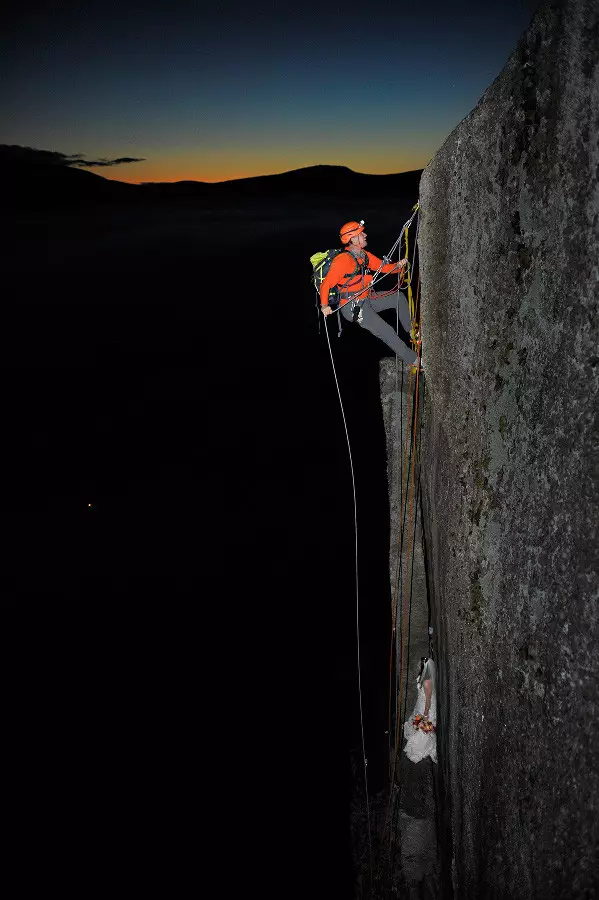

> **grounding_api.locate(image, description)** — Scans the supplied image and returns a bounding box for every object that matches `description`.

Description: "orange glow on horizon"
[98,151,433,185]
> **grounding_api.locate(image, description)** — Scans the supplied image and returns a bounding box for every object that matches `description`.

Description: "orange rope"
[387,267,419,759]
[385,226,423,872]
[394,369,418,781]
[388,366,412,770]
[388,273,423,798]
[398,279,423,756]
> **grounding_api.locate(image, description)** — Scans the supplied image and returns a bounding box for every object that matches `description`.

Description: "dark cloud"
[70,156,145,167]
[0,144,144,167]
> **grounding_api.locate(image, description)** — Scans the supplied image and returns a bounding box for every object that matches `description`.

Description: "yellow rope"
[385,221,422,866]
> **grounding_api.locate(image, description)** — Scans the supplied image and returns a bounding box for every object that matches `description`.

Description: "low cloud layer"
[0,145,145,167]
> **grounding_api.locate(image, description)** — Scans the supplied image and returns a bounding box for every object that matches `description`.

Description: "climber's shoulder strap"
[310,248,370,324]
[310,248,368,284]
[341,250,371,280]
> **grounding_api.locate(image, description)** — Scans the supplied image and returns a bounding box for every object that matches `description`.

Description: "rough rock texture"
[417,1,599,897]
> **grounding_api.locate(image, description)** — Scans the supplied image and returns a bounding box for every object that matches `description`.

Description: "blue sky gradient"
[1,0,541,182]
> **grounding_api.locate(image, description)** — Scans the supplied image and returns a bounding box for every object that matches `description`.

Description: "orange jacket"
[319,250,400,307]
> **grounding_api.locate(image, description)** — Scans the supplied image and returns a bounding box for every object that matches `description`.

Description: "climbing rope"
[322,315,374,886]
[313,205,419,341]
[385,256,423,871]
[367,202,420,288]
[346,201,420,309]
[387,372,425,888]
[318,205,422,894]
[392,365,419,783]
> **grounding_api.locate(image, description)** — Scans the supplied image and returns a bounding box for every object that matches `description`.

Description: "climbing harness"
[310,248,371,309]
[310,248,375,336]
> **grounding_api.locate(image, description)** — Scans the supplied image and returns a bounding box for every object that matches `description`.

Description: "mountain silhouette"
[2,144,422,209]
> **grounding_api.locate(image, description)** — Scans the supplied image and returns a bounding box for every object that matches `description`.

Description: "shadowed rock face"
[417,0,599,897]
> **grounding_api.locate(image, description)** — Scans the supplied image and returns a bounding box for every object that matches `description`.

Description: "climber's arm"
[366,252,408,275]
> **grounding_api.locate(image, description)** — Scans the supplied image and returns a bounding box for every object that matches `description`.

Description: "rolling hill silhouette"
[137,164,423,203]
[2,143,422,209]
[3,144,423,286]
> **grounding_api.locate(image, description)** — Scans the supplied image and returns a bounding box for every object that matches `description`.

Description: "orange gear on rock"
[340,220,365,244]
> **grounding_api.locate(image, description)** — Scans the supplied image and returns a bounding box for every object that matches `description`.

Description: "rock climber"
[320,220,419,366]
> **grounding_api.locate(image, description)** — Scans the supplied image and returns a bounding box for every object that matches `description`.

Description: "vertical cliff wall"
[417,0,599,897]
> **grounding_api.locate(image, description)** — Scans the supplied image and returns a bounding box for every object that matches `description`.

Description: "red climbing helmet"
[340,219,365,244]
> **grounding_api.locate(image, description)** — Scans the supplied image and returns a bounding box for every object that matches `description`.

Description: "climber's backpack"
[310,248,369,317]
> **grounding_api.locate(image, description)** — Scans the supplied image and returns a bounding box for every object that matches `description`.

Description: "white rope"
[316,206,420,321]
[367,205,420,288]
[323,314,373,883]
[311,206,420,891]
[411,208,420,278]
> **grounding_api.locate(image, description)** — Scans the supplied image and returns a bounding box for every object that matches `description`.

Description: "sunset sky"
[2,0,540,183]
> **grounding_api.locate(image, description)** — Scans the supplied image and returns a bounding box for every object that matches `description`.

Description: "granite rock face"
[417,1,599,897]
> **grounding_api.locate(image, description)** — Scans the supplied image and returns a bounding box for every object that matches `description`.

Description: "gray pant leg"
[369,290,412,334]
[340,292,409,325]
[341,291,416,363]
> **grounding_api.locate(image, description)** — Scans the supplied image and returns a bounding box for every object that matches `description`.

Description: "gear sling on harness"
[310,249,371,336]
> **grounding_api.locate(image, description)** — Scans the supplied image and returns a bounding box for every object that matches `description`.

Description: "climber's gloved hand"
[321,305,334,317]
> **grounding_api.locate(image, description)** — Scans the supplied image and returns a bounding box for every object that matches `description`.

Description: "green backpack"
[310,248,366,316]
